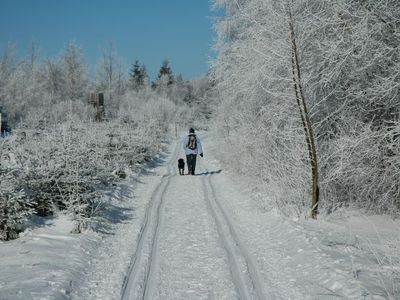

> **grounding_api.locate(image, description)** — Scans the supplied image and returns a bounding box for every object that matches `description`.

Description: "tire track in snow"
[200,165,268,300]
[121,143,178,300]
[142,162,175,300]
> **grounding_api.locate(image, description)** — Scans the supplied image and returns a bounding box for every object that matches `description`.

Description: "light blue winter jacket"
[183,134,203,155]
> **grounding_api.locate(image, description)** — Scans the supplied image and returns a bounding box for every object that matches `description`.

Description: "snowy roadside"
[70,144,174,299]
[0,214,97,300]
[0,140,175,300]
[204,134,400,299]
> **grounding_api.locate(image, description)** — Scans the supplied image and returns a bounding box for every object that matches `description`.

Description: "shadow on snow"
[189,169,223,176]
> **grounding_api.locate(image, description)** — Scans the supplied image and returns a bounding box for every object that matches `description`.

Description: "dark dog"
[178,158,185,175]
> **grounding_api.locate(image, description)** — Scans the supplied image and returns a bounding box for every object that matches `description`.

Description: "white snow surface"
[1,133,400,299]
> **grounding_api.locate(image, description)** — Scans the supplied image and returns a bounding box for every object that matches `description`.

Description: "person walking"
[183,128,203,175]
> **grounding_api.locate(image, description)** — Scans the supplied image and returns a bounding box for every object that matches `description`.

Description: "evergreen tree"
[140,65,149,87]
[129,59,148,91]
[157,59,174,85]
[0,165,35,241]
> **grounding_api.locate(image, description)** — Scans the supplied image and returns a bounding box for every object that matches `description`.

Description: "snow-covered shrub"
[320,122,400,214]
[0,181,31,240]
[0,140,35,240]
[0,90,177,233]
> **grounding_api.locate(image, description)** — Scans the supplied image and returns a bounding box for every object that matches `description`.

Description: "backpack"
[187,135,197,150]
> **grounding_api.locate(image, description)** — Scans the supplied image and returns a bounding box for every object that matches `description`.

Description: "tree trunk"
[288,5,319,219]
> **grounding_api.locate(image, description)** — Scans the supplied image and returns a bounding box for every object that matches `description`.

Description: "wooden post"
[98,92,104,106]
[89,92,105,121]
[96,93,105,121]
[89,92,96,106]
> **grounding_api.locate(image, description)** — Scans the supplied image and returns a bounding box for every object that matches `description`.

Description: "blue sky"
[0,0,220,79]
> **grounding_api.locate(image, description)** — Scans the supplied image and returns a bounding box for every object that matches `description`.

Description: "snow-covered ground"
[0,214,97,299]
[1,133,399,299]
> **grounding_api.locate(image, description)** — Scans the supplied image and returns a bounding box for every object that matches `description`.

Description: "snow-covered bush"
[0,179,31,240]
[0,140,35,240]
[320,122,400,214]
[0,89,177,234]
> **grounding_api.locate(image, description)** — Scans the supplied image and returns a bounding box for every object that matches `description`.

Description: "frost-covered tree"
[0,44,18,123]
[153,59,174,93]
[43,58,65,101]
[95,44,127,115]
[289,0,400,212]
[0,43,17,91]
[0,140,35,241]
[0,178,30,241]
[211,0,400,215]
[211,0,311,215]
[0,42,47,126]
[61,42,88,100]
[129,59,148,91]
[96,44,126,97]
[157,59,174,84]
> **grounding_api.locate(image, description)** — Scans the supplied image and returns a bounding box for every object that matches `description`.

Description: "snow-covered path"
[69,134,399,300]
[118,149,270,299]
[72,136,284,299]
[77,133,305,300]
[122,156,238,299]
[120,140,268,299]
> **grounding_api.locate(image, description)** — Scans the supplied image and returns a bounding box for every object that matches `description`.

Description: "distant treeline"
[0,42,212,126]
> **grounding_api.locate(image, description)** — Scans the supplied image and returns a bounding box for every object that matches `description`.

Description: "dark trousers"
[186,154,197,175]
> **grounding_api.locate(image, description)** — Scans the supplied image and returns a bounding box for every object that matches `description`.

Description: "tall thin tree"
[288,3,319,218]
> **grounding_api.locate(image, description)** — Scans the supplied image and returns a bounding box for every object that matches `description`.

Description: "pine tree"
[129,60,148,91]
[140,65,149,87]
[0,169,35,241]
[157,59,174,86]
